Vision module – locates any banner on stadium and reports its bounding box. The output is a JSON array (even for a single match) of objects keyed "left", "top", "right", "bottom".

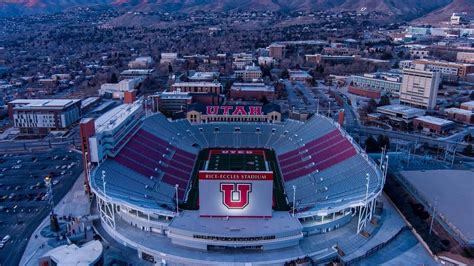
[{"left": 199, "top": 171, "right": 273, "bottom": 218}]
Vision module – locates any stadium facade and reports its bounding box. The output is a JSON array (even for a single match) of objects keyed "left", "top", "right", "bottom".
[{"left": 81, "top": 99, "right": 387, "bottom": 264}]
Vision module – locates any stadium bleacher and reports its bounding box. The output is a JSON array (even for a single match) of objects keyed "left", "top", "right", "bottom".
[{"left": 91, "top": 113, "right": 383, "bottom": 215}]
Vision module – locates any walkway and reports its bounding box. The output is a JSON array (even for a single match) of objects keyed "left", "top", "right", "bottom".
[{"left": 19, "top": 172, "right": 91, "bottom": 266}]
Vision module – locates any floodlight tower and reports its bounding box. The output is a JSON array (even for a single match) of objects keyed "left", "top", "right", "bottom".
[{"left": 44, "top": 175, "right": 55, "bottom": 215}]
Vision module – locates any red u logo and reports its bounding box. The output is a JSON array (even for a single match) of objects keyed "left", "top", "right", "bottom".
[{"left": 220, "top": 183, "right": 252, "bottom": 209}]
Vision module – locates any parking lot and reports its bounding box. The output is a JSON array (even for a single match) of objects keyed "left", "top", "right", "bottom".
[{"left": 0, "top": 148, "right": 83, "bottom": 265}]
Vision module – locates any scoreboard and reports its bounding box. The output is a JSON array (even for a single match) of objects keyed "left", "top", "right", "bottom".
[{"left": 198, "top": 170, "right": 273, "bottom": 218}]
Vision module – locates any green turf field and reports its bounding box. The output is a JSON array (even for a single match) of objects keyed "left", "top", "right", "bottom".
[
  {"left": 182, "top": 148, "right": 290, "bottom": 211},
  {"left": 206, "top": 152, "right": 266, "bottom": 171}
]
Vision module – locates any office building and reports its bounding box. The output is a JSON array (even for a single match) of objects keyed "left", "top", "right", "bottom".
[
  {"left": 412, "top": 59, "right": 474, "bottom": 78},
  {"left": 171, "top": 82, "right": 222, "bottom": 95},
  {"left": 99, "top": 78, "right": 143, "bottom": 99},
  {"left": 128, "top": 57, "right": 154, "bottom": 69},
  {"left": 268, "top": 44, "right": 285, "bottom": 60},
  {"left": 234, "top": 65, "right": 263, "bottom": 82},
  {"left": 400, "top": 64, "right": 440, "bottom": 110},
  {"left": 413, "top": 116, "right": 455, "bottom": 134},
  {"left": 377, "top": 104, "right": 425, "bottom": 124},
  {"left": 150, "top": 91, "right": 193, "bottom": 114},
  {"left": 8, "top": 99, "right": 82, "bottom": 135},
  {"left": 229, "top": 83, "right": 275, "bottom": 101},
  {"left": 160, "top": 53, "right": 178, "bottom": 64},
  {"left": 350, "top": 72, "right": 402, "bottom": 98},
  {"left": 445, "top": 108, "right": 474, "bottom": 124}
]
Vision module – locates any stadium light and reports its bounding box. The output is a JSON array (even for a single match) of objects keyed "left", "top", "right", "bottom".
[
  {"left": 292, "top": 185, "right": 296, "bottom": 217},
  {"left": 328, "top": 101, "right": 331, "bottom": 117},
  {"left": 175, "top": 184, "right": 179, "bottom": 216},
  {"left": 102, "top": 170, "right": 107, "bottom": 200},
  {"left": 365, "top": 173, "right": 370, "bottom": 205}
]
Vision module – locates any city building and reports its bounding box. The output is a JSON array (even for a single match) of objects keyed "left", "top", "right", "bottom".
[
  {"left": 306, "top": 54, "right": 359, "bottom": 64},
  {"left": 288, "top": 70, "right": 313, "bottom": 84},
  {"left": 8, "top": 99, "right": 81, "bottom": 135},
  {"left": 409, "top": 49, "right": 430, "bottom": 59},
  {"left": 377, "top": 104, "right": 425, "bottom": 124},
  {"left": 413, "top": 116, "right": 455, "bottom": 134},
  {"left": 322, "top": 47, "right": 359, "bottom": 56},
  {"left": 258, "top": 56, "right": 274, "bottom": 66},
  {"left": 99, "top": 78, "right": 143, "bottom": 99},
  {"left": 268, "top": 44, "right": 285, "bottom": 60},
  {"left": 456, "top": 52, "right": 474, "bottom": 63},
  {"left": 400, "top": 64, "right": 440, "bottom": 110},
  {"left": 128, "top": 56, "right": 154, "bottom": 69},
  {"left": 232, "top": 53, "right": 253, "bottom": 69},
  {"left": 349, "top": 72, "right": 402, "bottom": 98},
  {"left": 120, "top": 69, "right": 154, "bottom": 79},
  {"left": 150, "top": 90, "right": 193, "bottom": 114},
  {"left": 171, "top": 82, "right": 222, "bottom": 95},
  {"left": 411, "top": 59, "right": 474, "bottom": 78},
  {"left": 160, "top": 53, "right": 178, "bottom": 64},
  {"left": 188, "top": 71, "right": 219, "bottom": 82},
  {"left": 38, "top": 240, "right": 103, "bottom": 266},
  {"left": 234, "top": 65, "right": 263, "bottom": 82},
  {"left": 80, "top": 97, "right": 101, "bottom": 113},
  {"left": 450, "top": 12, "right": 468, "bottom": 25},
  {"left": 229, "top": 83, "right": 275, "bottom": 101},
  {"left": 445, "top": 108, "right": 474, "bottom": 124},
  {"left": 186, "top": 103, "right": 281, "bottom": 123},
  {"left": 460, "top": 101, "right": 474, "bottom": 111}
]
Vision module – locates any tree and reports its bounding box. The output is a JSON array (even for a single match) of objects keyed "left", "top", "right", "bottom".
[
  {"left": 381, "top": 52, "right": 393, "bottom": 60},
  {"left": 367, "top": 99, "right": 378, "bottom": 113},
  {"left": 365, "top": 135, "right": 380, "bottom": 152},
  {"left": 260, "top": 95, "right": 269, "bottom": 105},
  {"left": 110, "top": 73, "right": 118, "bottom": 83},
  {"left": 378, "top": 95, "right": 390, "bottom": 106},
  {"left": 464, "top": 134, "right": 473, "bottom": 143},
  {"left": 377, "top": 135, "right": 390, "bottom": 150},
  {"left": 464, "top": 144, "right": 473, "bottom": 155},
  {"left": 261, "top": 65, "right": 271, "bottom": 79}
]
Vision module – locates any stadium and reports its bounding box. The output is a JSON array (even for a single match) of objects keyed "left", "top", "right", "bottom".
[{"left": 82, "top": 100, "right": 386, "bottom": 265}]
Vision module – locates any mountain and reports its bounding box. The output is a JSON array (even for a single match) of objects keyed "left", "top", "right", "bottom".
[
  {"left": 0, "top": 0, "right": 113, "bottom": 17},
  {"left": 414, "top": 0, "right": 474, "bottom": 24},
  {"left": 0, "top": 0, "right": 455, "bottom": 20}
]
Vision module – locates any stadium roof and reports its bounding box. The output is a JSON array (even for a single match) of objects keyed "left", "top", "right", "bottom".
[{"left": 401, "top": 170, "right": 474, "bottom": 244}]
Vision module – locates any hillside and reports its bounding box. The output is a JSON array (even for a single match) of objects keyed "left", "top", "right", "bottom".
[
  {"left": 0, "top": 0, "right": 454, "bottom": 20},
  {"left": 414, "top": 0, "right": 474, "bottom": 25}
]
